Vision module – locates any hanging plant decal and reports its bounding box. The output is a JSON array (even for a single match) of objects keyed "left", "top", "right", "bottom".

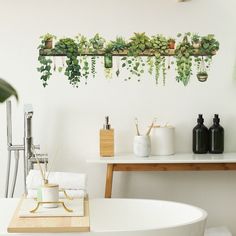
[
  {"left": 38, "top": 32, "right": 219, "bottom": 87},
  {"left": 89, "top": 34, "right": 105, "bottom": 78},
  {"left": 37, "top": 34, "right": 56, "bottom": 87},
  {"left": 197, "top": 57, "right": 208, "bottom": 82},
  {"left": 150, "top": 35, "right": 168, "bottom": 85},
  {"left": 76, "top": 35, "right": 91, "bottom": 84},
  {"left": 124, "top": 33, "right": 150, "bottom": 81},
  {"left": 175, "top": 33, "right": 193, "bottom": 86},
  {"left": 54, "top": 38, "right": 81, "bottom": 87}
]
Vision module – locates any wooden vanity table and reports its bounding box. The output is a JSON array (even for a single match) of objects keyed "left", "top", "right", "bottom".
[{"left": 87, "top": 153, "right": 236, "bottom": 198}]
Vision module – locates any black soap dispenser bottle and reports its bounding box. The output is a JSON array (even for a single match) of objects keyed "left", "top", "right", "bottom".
[
  {"left": 209, "top": 114, "right": 224, "bottom": 154},
  {"left": 193, "top": 114, "right": 209, "bottom": 154}
]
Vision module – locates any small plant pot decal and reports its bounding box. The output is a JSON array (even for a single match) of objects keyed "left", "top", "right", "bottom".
[
  {"left": 197, "top": 72, "right": 208, "bottom": 82},
  {"left": 193, "top": 48, "right": 200, "bottom": 54},
  {"left": 168, "top": 39, "right": 175, "bottom": 49},
  {"left": 45, "top": 39, "right": 53, "bottom": 49},
  {"left": 191, "top": 34, "right": 201, "bottom": 49},
  {"left": 104, "top": 54, "right": 113, "bottom": 69},
  {"left": 193, "top": 42, "right": 201, "bottom": 49}
]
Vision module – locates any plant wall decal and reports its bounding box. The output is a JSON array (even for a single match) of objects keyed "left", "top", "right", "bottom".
[{"left": 38, "top": 32, "right": 219, "bottom": 87}]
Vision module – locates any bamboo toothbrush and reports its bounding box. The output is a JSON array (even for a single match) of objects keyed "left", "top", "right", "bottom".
[
  {"left": 146, "top": 117, "right": 157, "bottom": 136},
  {"left": 135, "top": 118, "right": 140, "bottom": 136}
]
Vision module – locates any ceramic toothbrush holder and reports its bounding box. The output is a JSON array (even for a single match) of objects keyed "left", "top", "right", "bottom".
[
  {"left": 41, "top": 183, "right": 59, "bottom": 208},
  {"left": 151, "top": 126, "right": 175, "bottom": 156},
  {"left": 133, "top": 135, "right": 151, "bottom": 157}
]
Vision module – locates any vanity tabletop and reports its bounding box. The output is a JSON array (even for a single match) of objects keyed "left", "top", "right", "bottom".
[{"left": 87, "top": 152, "right": 236, "bottom": 164}]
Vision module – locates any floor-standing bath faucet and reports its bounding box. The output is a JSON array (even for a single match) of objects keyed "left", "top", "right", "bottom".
[{"left": 5, "top": 101, "right": 47, "bottom": 197}]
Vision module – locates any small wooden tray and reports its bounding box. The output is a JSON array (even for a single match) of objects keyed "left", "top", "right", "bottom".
[{"left": 7, "top": 197, "right": 90, "bottom": 233}]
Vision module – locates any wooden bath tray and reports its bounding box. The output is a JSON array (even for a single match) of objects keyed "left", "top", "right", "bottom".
[{"left": 7, "top": 197, "right": 90, "bottom": 233}]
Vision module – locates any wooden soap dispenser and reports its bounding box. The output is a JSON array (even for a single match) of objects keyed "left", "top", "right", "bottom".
[{"left": 100, "top": 116, "right": 114, "bottom": 157}]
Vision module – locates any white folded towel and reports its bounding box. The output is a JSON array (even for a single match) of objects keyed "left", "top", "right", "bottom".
[
  {"left": 27, "top": 189, "right": 86, "bottom": 199},
  {"left": 205, "top": 227, "right": 232, "bottom": 236},
  {"left": 26, "top": 170, "right": 87, "bottom": 190}
]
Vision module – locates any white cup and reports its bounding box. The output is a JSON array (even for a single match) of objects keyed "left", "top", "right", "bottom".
[
  {"left": 151, "top": 126, "right": 175, "bottom": 156},
  {"left": 41, "top": 183, "right": 59, "bottom": 208},
  {"left": 133, "top": 135, "right": 151, "bottom": 157}
]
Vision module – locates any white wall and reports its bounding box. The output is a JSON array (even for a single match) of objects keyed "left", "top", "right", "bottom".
[{"left": 1, "top": 0, "right": 236, "bottom": 233}]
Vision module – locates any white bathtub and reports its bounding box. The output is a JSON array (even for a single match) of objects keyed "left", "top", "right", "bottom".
[
  {"left": 89, "top": 198, "right": 207, "bottom": 236},
  {"left": 0, "top": 198, "right": 207, "bottom": 236}
]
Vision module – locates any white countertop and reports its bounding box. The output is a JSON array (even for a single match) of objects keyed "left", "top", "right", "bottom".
[{"left": 87, "top": 152, "right": 236, "bottom": 164}]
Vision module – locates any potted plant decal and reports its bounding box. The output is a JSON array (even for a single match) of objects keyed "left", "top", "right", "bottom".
[
  {"left": 123, "top": 32, "right": 151, "bottom": 81},
  {"left": 167, "top": 38, "right": 175, "bottom": 50},
  {"left": 110, "top": 37, "right": 127, "bottom": 53},
  {"left": 200, "top": 34, "right": 219, "bottom": 55},
  {"left": 37, "top": 32, "right": 220, "bottom": 87},
  {"left": 109, "top": 37, "right": 127, "bottom": 76},
  {"left": 40, "top": 33, "right": 56, "bottom": 49},
  {"left": 192, "top": 34, "right": 201, "bottom": 49},
  {"left": 200, "top": 34, "right": 219, "bottom": 71}
]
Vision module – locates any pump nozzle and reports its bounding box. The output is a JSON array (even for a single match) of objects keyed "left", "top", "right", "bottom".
[
  {"left": 104, "top": 116, "right": 111, "bottom": 130},
  {"left": 197, "top": 114, "right": 204, "bottom": 124},
  {"left": 213, "top": 114, "right": 220, "bottom": 124}
]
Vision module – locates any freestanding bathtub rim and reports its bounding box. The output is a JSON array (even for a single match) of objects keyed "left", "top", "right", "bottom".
[
  {"left": 0, "top": 198, "right": 207, "bottom": 235},
  {"left": 89, "top": 198, "right": 208, "bottom": 233}
]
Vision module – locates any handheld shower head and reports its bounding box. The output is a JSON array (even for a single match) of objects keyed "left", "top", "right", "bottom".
[{"left": 24, "top": 104, "right": 34, "bottom": 159}]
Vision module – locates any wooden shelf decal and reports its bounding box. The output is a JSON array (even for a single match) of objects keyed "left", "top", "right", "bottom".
[{"left": 39, "top": 49, "right": 215, "bottom": 57}]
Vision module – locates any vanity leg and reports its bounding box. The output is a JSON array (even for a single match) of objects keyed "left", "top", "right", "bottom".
[{"left": 105, "top": 164, "right": 114, "bottom": 198}]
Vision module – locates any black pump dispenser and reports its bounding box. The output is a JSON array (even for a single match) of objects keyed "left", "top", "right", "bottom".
[
  {"left": 192, "top": 114, "right": 209, "bottom": 154},
  {"left": 209, "top": 114, "right": 224, "bottom": 153}
]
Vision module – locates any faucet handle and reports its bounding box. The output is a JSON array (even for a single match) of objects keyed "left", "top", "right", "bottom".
[{"left": 29, "top": 154, "right": 48, "bottom": 171}]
